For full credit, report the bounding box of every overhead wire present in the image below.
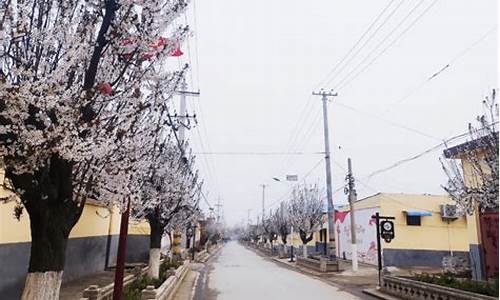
[315,0,403,90]
[275,0,402,182]
[280,106,324,173]
[362,126,494,180]
[179,3,221,211]
[274,96,319,177]
[275,0,408,180]
[265,158,325,210]
[354,177,440,213]
[334,101,442,141]
[191,0,201,88]
[329,25,497,145]
[382,26,497,113]
[194,151,324,155]
[335,0,440,91]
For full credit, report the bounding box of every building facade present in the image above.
[335,193,469,268]
[444,137,499,279]
[0,197,150,299]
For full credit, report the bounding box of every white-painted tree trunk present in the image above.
[351,243,358,271]
[302,244,308,258]
[21,271,63,300]
[148,248,161,279]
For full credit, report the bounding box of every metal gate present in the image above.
[479,211,499,278]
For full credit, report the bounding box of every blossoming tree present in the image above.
[0,0,190,298]
[134,139,201,279]
[441,89,499,214]
[270,204,290,253]
[288,184,324,258]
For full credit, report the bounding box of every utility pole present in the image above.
[247,209,252,228]
[176,78,200,143]
[260,184,267,220]
[346,158,358,271]
[215,198,223,223]
[312,89,338,259]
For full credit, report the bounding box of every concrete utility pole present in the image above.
[215,198,223,223]
[260,184,267,220]
[177,78,200,143]
[346,158,358,271]
[312,89,338,259]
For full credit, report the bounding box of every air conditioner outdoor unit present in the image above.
[440,204,461,220]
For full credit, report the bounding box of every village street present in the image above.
[192,241,374,300]
[0,1,497,299]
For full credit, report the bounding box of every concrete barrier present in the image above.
[296,256,340,273]
[81,265,148,300]
[381,275,497,300]
[141,263,189,300]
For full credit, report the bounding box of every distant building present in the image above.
[335,193,469,268]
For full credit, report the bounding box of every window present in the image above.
[406,215,421,226]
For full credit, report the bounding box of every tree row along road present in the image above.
[194,241,361,300]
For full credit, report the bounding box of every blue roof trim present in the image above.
[405,211,432,217]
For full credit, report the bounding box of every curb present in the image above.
[362,288,402,300]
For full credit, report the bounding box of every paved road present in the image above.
[194,241,362,300]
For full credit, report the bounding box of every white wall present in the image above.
[335,207,379,265]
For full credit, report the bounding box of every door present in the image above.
[479,211,499,278]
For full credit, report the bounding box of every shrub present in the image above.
[123,259,183,300]
[413,273,499,297]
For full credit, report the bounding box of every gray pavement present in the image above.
[194,241,365,300]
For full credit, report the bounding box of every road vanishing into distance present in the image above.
[193,241,367,300]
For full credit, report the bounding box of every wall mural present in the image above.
[335,207,379,265]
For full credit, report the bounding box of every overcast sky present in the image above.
[175,0,498,226]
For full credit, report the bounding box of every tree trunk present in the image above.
[280,234,287,245]
[147,214,163,279]
[299,230,313,258]
[8,155,79,300]
[21,271,63,300]
[148,249,161,279]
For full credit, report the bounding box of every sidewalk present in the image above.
[271,257,378,288]
[171,266,200,300]
[267,254,443,300]
[59,270,126,300]
[172,244,224,300]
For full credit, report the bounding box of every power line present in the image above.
[335,0,440,91]
[279,107,324,172]
[316,0,404,90]
[275,0,406,181]
[194,151,324,155]
[200,190,213,210]
[274,96,320,178]
[334,101,442,141]
[265,158,324,210]
[382,26,497,113]
[355,178,440,213]
[191,0,201,88]
[364,129,474,179]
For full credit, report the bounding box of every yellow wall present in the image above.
[128,218,150,236]
[460,157,486,246]
[0,199,125,244]
[377,193,468,252]
[1,199,31,244]
[1,195,150,245]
